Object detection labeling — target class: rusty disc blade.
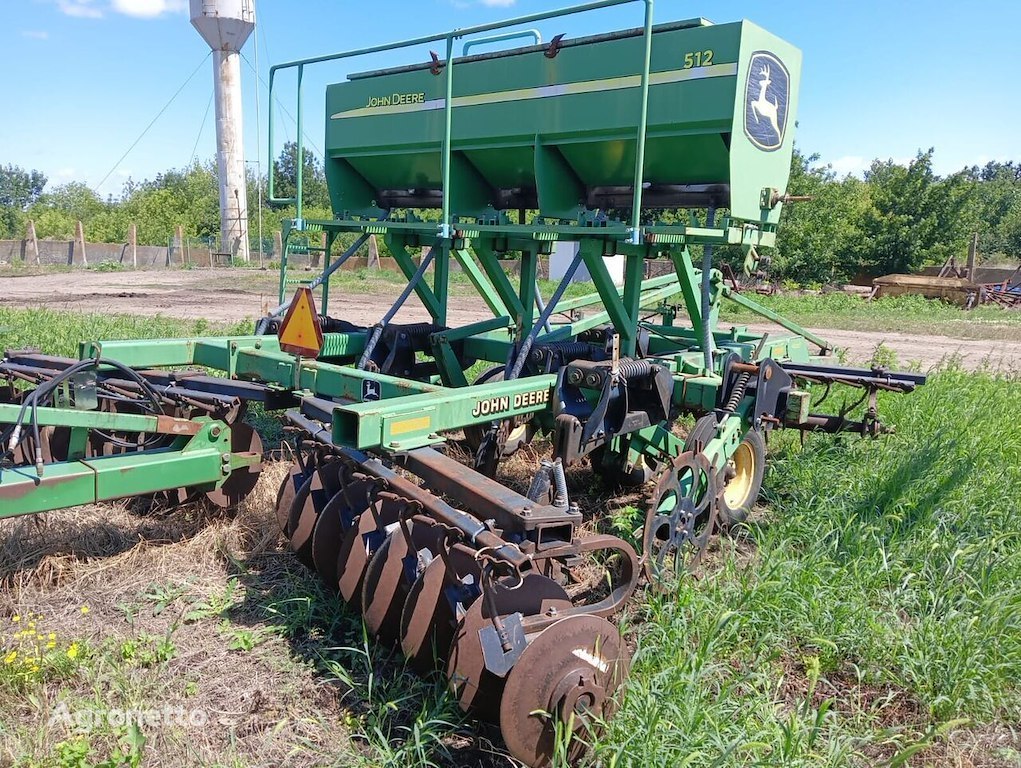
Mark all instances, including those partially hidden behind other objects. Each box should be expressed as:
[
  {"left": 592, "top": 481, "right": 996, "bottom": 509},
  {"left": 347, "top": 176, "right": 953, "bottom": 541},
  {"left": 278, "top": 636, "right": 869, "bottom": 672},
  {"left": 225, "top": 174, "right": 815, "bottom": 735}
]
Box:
[
  {"left": 499, "top": 615, "right": 629, "bottom": 768},
  {"left": 275, "top": 462, "right": 308, "bottom": 535},
  {"left": 447, "top": 573, "right": 572, "bottom": 724},
  {"left": 311, "top": 488, "right": 353, "bottom": 587},
  {"left": 41, "top": 426, "right": 70, "bottom": 463},
  {"left": 205, "top": 421, "right": 264, "bottom": 508},
  {"left": 312, "top": 475, "right": 374, "bottom": 581},
  {"left": 400, "top": 545, "right": 482, "bottom": 673},
  {"left": 156, "top": 486, "right": 202, "bottom": 509},
  {"left": 289, "top": 461, "right": 341, "bottom": 569},
  {"left": 327, "top": 476, "right": 376, "bottom": 594},
  {"left": 361, "top": 519, "right": 444, "bottom": 645},
  {"left": 151, "top": 408, "right": 197, "bottom": 508},
  {"left": 336, "top": 494, "right": 401, "bottom": 609},
  {"left": 286, "top": 470, "right": 317, "bottom": 539}
]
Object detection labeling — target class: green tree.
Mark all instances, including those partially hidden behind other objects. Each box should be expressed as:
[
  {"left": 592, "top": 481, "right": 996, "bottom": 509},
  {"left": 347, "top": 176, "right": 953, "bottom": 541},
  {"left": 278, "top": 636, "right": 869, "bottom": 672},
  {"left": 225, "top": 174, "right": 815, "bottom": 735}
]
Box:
[
  {"left": 271, "top": 141, "right": 330, "bottom": 211},
  {"left": 856, "top": 150, "right": 978, "bottom": 275},
  {"left": 29, "top": 182, "right": 107, "bottom": 239},
  {"left": 121, "top": 162, "right": 219, "bottom": 245},
  {"left": 966, "top": 161, "right": 1021, "bottom": 258},
  {"left": 0, "top": 164, "right": 47, "bottom": 238},
  {"left": 772, "top": 149, "right": 872, "bottom": 284}
]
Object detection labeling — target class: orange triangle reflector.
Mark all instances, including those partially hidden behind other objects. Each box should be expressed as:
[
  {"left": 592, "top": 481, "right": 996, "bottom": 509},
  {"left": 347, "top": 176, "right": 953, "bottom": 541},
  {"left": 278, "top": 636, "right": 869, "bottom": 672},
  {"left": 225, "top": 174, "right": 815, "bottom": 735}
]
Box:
[{"left": 277, "top": 287, "right": 324, "bottom": 358}]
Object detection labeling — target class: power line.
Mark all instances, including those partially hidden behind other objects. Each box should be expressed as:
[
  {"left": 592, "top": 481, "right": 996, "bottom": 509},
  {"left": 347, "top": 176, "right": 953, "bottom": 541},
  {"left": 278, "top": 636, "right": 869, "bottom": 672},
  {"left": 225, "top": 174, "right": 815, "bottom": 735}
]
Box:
[
  {"left": 190, "top": 89, "right": 215, "bottom": 163},
  {"left": 93, "top": 52, "right": 212, "bottom": 193},
  {"left": 253, "top": 8, "right": 264, "bottom": 264},
  {"left": 239, "top": 50, "right": 325, "bottom": 160}
]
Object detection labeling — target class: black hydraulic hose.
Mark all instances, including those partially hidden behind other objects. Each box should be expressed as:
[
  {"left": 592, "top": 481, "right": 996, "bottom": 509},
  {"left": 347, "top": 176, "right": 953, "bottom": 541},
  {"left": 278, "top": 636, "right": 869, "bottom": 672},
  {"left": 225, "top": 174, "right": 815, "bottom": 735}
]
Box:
[
  {"left": 533, "top": 280, "right": 553, "bottom": 334},
  {"left": 7, "top": 358, "right": 93, "bottom": 449},
  {"left": 4, "top": 357, "right": 167, "bottom": 469},
  {"left": 357, "top": 245, "right": 437, "bottom": 370},
  {"left": 507, "top": 249, "right": 583, "bottom": 381},
  {"left": 701, "top": 206, "right": 716, "bottom": 375},
  {"left": 5, "top": 357, "right": 93, "bottom": 471}
]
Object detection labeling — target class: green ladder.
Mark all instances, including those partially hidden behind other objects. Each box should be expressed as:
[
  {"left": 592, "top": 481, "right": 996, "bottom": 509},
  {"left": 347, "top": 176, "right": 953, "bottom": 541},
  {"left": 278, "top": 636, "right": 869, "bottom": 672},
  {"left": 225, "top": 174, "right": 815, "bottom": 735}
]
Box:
[{"left": 277, "top": 223, "right": 332, "bottom": 310}]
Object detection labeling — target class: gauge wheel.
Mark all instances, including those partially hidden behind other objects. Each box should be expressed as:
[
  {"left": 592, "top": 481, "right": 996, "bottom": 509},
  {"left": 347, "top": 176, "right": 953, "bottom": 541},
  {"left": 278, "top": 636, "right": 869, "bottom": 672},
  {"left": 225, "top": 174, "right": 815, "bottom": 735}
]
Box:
[{"left": 717, "top": 429, "right": 765, "bottom": 526}]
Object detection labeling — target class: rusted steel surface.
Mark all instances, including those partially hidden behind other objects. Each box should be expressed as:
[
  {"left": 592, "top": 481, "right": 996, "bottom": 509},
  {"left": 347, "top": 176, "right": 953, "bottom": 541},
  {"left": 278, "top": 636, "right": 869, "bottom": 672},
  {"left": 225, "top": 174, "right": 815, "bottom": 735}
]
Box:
[
  {"left": 872, "top": 273, "right": 977, "bottom": 306},
  {"left": 399, "top": 447, "right": 581, "bottom": 539}
]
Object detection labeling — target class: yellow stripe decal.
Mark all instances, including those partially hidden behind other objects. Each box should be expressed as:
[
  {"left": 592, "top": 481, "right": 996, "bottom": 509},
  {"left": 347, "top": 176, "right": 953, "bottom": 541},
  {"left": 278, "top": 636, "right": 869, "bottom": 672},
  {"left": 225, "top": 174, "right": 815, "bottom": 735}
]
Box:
[
  {"left": 331, "top": 62, "right": 738, "bottom": 120},
  {"left": 388, "top": 415, "right": 431, "bottom": 436}
]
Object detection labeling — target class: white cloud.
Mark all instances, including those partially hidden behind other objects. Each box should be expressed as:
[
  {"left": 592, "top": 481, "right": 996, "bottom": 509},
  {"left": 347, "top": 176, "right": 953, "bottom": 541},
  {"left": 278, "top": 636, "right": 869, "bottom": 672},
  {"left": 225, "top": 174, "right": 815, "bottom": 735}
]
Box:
[
  {"left": 57, "top": 0, "right": 103, "bottom": 18},
  {"left": 110, "top": 0, "right": 187, "bottom": 18},
  {"left": 20, "top": 30, "right": 50, "bottom": 39},
  {"left": 479, "top": 0, "right": 517, "bottom": 6},
  {"left": 54, "top": 0, "right": 186, "bottom": 19}
]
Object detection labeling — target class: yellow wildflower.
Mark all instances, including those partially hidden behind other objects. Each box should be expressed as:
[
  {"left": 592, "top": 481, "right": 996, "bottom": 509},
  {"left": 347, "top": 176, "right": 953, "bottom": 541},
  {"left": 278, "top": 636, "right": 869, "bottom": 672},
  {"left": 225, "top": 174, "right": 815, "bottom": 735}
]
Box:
[
  {"left": 66, "top": 644, "right": 79, "bottom": 660},
  {"left": 11, "top": 616, "right": 19, "bottom": 623},
  {"left": 80, "top": 607, "right": 90, "bottom": 615},
  {"left": 46, "top": 641, "right": 56, "bottom": 649},
  {"left": 48, "top": 633, "right": 56, "bottom": 641},
  {"left": 3, "top": 651, "right": 16, "bottom": 665}
]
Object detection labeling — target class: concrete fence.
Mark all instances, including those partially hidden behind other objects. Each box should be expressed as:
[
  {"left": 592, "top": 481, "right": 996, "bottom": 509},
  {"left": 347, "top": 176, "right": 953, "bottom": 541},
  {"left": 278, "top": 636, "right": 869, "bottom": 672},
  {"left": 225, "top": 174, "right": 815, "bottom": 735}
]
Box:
[{"left": 0, "top": 237, "right": 215, "bottom": 268}]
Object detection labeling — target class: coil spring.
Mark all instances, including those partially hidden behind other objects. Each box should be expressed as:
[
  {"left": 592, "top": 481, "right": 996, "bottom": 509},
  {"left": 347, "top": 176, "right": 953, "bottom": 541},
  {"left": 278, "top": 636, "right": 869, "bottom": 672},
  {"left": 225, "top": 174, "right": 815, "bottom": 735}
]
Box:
[
  {"left": 724, "top": 371, "right": 752, "bottom": 412},
  {"left": 526, "top": 458, "right": 570, "bottom": 508},
  {"left": 616, "top": 358, "right": 655, "bottom": 379},
  {"left": 551, "top": 457, "right": 569, "bottom": 508},
  {"left": 530, "top": 341, "right": 592, "bottom": 361},
  {"left": 390, "top": 322, "right": 438, "bottom": 338}
]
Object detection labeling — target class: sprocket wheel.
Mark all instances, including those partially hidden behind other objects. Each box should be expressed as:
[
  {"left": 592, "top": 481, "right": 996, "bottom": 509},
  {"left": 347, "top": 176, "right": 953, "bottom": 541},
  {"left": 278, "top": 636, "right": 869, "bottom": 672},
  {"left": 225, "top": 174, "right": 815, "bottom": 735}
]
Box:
[{"left": 641, "top": 450, "right": 719, "bottom": 588}]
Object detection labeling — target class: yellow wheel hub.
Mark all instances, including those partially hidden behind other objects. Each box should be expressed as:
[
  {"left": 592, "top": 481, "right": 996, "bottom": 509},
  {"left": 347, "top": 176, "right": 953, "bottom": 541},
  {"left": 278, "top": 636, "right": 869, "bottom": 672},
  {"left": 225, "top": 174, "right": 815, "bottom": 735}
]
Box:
[{"left": 723, "top": 441, "right": 756, "bottom": 509}]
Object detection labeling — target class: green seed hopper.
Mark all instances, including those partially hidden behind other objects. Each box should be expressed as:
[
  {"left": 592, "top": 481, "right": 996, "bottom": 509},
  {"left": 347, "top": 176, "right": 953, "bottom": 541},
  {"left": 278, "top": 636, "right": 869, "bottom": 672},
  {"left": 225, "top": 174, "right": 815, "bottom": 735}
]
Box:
[
  {"left": 326, "top": 18, "right": 800, "bottom": 227},
  {"left": 2, "top": 3, "right": 923, "bottom": 766}
]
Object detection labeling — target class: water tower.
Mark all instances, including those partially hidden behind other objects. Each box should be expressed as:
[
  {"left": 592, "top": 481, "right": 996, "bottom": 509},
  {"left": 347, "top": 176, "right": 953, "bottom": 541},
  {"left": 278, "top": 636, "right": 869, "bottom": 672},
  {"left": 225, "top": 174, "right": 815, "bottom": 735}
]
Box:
[{"left": 190, "top": 0, "right": 255, "bottom": 262}]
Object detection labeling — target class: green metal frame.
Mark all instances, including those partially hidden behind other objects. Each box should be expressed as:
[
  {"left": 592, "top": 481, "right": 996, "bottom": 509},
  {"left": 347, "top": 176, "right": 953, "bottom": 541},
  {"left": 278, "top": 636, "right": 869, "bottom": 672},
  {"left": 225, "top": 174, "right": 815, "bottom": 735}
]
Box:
[{"left": 0, "top": 408, "right": 258, "bottom": 518}]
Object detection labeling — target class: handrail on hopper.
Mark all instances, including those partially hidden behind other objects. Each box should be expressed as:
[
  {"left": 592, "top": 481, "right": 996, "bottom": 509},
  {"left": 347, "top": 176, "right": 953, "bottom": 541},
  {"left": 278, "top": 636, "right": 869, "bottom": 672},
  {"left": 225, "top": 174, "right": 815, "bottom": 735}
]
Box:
[
  {"left": 267, "top": 0, "right": 654, "bottom": 244},
  {"left": 462, "top": 29, "right": 543, "bottom": 56}
]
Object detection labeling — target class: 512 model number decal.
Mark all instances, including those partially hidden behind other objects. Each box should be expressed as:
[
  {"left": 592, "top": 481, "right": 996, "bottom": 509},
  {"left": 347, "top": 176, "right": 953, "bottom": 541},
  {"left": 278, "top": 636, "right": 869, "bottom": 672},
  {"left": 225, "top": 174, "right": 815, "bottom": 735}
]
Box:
[{"left": 683, "top": 50, "right": 714, "bottom": 69}]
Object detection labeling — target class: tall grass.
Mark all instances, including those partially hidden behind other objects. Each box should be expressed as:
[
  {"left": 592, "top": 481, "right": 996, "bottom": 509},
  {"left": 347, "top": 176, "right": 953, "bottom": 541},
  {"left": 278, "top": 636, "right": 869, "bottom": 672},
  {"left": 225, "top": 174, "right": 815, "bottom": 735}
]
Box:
[
  {"left": 0, "top": 308, "right": 252, "bottom": 359},
  {"left": 594, "top": 368, "right": 1021, "bottom": 766},
  {"left": 720, "top": 292, "right": 1021, "bottom": 338}
]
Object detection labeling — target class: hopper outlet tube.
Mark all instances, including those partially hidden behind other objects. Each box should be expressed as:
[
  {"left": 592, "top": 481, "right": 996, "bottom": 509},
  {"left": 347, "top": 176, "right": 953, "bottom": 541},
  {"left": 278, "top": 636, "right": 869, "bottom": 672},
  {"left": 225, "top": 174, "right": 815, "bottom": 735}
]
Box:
[
  {"left": 213, "top": 48, "right": 250, "bottom": 262},
  {"left": 701, "top": 206, "right": 716, "bottom": 374}
]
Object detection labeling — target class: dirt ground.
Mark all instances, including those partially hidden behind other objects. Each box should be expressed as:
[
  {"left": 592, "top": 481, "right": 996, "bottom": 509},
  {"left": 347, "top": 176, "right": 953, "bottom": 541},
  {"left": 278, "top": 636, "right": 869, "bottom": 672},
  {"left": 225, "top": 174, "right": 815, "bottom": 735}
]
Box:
[{"left": 2, "top": 268, "right": 1019, "bottom": 370}]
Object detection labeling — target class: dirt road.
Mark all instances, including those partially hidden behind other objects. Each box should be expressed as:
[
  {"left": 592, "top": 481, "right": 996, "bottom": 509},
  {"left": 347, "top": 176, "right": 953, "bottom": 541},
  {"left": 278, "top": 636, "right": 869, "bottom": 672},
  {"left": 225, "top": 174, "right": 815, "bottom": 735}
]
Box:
[{"left": 2, "top": 269, "right": 1018, "bottom": 371}]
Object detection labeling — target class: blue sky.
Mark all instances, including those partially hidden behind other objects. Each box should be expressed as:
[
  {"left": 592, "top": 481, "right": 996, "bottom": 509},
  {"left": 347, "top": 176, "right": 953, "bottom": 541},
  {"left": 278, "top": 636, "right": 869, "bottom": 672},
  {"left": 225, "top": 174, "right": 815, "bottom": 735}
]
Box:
[{"left": 2, "top": 0, "right": 1019, "bottom": 198}]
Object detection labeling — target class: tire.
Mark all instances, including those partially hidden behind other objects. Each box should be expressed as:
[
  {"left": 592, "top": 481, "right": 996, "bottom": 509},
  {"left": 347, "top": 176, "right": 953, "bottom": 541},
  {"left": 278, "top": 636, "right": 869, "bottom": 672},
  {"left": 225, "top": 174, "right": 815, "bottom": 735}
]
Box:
[
  {"left": 716, "top": 429, "right": 765, "bottom": 526},
  {"left": 683, "top": 416, "right": 766, "bottom": 528}
]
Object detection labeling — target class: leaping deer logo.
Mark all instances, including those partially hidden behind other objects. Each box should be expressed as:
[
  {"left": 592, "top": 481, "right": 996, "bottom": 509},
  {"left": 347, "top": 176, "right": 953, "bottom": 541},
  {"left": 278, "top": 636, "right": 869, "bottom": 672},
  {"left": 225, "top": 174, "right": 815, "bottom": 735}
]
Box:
[
  {"left": 744, "top": 52, "right": 789, "bottom": 151},
  {"left": 750, "top": 64, "right": 781, "bottom": 138}
]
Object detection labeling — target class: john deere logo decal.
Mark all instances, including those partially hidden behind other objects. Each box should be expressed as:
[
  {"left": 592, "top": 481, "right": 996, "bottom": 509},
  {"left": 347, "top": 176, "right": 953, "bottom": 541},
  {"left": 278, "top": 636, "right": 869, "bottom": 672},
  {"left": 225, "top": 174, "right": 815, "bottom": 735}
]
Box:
[{"left": 744, "top": 51, "right": 789, "bottom": 151}]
